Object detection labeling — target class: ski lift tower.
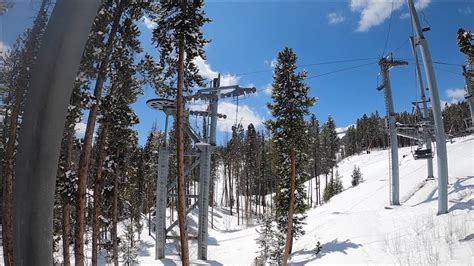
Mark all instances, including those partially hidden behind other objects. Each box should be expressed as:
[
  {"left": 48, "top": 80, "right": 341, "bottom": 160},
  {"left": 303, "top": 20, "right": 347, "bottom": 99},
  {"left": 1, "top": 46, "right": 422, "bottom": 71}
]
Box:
[
  {"left": 187, "top": 76, "right": 256, "bottom": 259},
  {"left": 148, "top": 75, "right": 256, "bottom": 261},
  {"left": 462, "top": 62, "right": 474, "bottom": 131},
  {"left": 377, "top": 54, "right": 408, "bottom": 206},
  {"left": 407, "top": 0, "right": 449, "bottom": 214}
]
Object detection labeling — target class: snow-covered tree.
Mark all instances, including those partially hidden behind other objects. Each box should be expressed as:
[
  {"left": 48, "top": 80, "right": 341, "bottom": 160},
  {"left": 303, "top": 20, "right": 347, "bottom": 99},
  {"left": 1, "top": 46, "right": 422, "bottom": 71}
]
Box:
[
  {"left": 307, "top": 114, "right": 321, "bottom": 206},
  {"left": 255, "top": 211, "right": 276, "bottom": 264},
  {"left": 323, "top": 170, "right": 343, "bottom": 202},
  {"left": 351, "top": 165, "right": 363, "bottom": 187},
  {"left": 150, "top": 2, "right": 210, "bottom": 262},
  {"left": 320, "top": 115, "right": 339, "bottom": 185},
  {"left": 266, "top": 47, "right": 316, "bottom": 264}
]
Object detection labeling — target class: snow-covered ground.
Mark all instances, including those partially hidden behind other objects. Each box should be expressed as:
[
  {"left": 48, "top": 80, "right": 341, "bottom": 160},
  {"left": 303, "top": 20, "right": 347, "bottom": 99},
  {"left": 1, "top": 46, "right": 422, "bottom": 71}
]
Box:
[
  {"left": 135, "top": 135, "right": 474, "bottom": 265},
  {"left": 2, "top": 136, "right": 473, "bottom": 265}
]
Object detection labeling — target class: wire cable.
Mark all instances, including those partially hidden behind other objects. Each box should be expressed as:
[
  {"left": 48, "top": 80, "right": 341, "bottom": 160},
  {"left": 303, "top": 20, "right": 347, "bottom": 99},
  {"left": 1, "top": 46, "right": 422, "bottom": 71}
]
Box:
[
  {"left": 233, "top": 57, "right": 378, "bottom": 77},
  {"left": 382, "top": 0, "right": 395, "bottom": 56},
  {"left": 306, "top": 61, "right": 378, "bottom": 80}
]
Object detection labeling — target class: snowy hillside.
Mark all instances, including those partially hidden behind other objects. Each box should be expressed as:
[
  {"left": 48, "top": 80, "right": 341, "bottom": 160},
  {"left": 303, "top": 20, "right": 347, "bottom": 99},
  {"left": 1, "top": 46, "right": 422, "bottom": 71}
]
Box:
[
  {"left": 5, "top": 136, "right": 471, "bottom": 265},
  {"left": 129, "top": 135, "right": 474, "bottom": 265}
]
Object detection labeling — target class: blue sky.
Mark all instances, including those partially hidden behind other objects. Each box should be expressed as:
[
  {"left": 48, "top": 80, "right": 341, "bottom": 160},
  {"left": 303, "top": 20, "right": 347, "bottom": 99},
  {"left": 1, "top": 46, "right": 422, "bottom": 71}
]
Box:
[{"left": 1, "top": 0, "right": 473, "bottom": 145}]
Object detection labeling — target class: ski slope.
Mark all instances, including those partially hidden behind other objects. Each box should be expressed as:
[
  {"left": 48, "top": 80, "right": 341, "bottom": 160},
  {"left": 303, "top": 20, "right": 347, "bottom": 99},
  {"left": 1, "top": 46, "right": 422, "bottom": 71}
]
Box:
[
  {"left": 133, "top": 135, "right": 473, "bottom": 265},
  {"left": 3, "top": 136, "right": 472, "bottom": 265}
]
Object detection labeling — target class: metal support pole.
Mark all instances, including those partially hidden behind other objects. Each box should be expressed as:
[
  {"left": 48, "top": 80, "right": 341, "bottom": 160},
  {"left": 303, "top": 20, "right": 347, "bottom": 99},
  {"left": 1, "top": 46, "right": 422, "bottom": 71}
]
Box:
[
  {"left": 12, "top": 1, "right": 100, "bottom": 265},
  {"left": 155, "top": 145, "right": 169, "bottom": 259},
  {"left": 378, "top": 59, "right": 401, "bottom": 205},
  {"left": 209, "top": 75, "right": 220, "bottom": 146},
  {"left": 463, "top": 64, "right": 474, "bottom": 125},
  {"left": 410, "top": 36, "right": 434, "bottom": 179},
  {"left": 197, "top": 143, "right": 212, "bottom": 260},
  {"left": 408, "top": 0, "right": 449, "bottom": 214}
]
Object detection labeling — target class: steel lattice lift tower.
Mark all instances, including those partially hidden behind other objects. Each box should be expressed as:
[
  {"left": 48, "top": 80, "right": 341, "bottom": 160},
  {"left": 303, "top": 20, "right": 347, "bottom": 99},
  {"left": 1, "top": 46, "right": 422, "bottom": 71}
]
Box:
[{"left": 147, "top": 76, "right": 255, "bottom": 260}]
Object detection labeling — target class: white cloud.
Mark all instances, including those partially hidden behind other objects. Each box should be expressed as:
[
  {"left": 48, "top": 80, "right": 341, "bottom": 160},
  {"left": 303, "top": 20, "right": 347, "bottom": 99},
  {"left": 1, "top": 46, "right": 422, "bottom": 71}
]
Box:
[
  {"left": 446, "top": 88, "right": 465, "bottom": 102},
  {"left": 0, "top": 41, "right": 9, "bottom": 56},
  {"left": 263, "top": 83, "right": 273, "bottom": 95},
  {"left": 265, "top": 58, "right": 277, "bottom": 68},
  {"left": 189, "top": 101, "right": 263, "bottom": 133},
  {"left": 141, "top": 16, "right": 157, "bottom": 30},
  {"left": 193, "top": 56, "right": 240, "bottom": 86},
  {"left": 75, "top": 122, "right": 87, "bottom": 136},
  {"left": 415, "top": 0, "right": 431, "bottom": 10},
  {"left": 270, "top": 59, "right": 277, "bottom": 68},
  {"left": 458, "top": 6, "right": 472, "bottom": 15},
  {"left": 327, "top": 12, "right": 346, "bottom": 25},
  {"left": 399, "top": 12, "right": 410, "bottom": 19},
  {"left": 351, "top": 0, "right": 431, "bottom": 32}
]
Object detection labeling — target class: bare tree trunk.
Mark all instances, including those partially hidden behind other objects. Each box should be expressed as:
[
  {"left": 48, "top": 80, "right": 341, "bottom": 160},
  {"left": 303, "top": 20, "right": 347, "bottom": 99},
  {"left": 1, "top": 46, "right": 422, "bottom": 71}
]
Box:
[
  {"left": 112, "top": 170, "right": 119, "bottom": 266},
  {"left": 283, "top": 149, "right": 296, "bottom": 266},
  {"left": 211, "top": 182, "right": 214, "bottom": 229},
  {"left": 62, "top": 201, "right": 71, "bottom": 266},
  {"left": 2, "top": 92, "right": 20, "bottom": 266},
  {"left": 74, "top": 4, "right": 123, "bottom": 265},
  {"left": 236, "top": 171, "right": 240, "bottom": 225},
  {"left": 175, "top": 25, "right": 190, "bottom": 265},
  {"left": 61, "top": 124, "right": 75, "bottom": 266},
  {"left": 222, "top": 163, "right": 228, "bottom": 206},
  {"left": 91, "top": 122, "right": 110, "bottom": 266},
  {"left": 228, "top": 162, "right": 233, "bottom": 215}
]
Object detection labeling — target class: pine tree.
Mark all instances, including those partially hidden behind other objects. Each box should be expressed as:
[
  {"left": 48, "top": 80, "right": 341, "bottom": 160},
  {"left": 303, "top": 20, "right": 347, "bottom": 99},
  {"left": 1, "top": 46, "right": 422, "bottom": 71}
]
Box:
[
  {"left": 320, "top": 115, "right": 339, "bottom": 185},
  {"left": 151, "top": 1, "right": 210, "bottom": 262},
  {"left": 229, "top": 123, "right": 244, "bottom": 224},
  {"left": 351, "top": 165, "right": 363, "bottom": 187},
  {"left": 55, "top": 83, "right": 89, "bottom": 266},
  {"left": 89, "top": 1, "right": 148, "bottom": 263},
  {"left": 323, "top": 170, "right": 343, "bottom": 202},
  {"left": 307, "top": 114, "right": 321, "bottom": 206},
  {"left": 0, "top": 0, "right": 13, "bottom": 15},
  {"left": 255, "top": 211, "right": 275, "bottom": 264},
  {"left": 74, "top": 1, "right": 130, "bottom": 263},
  {"left": 141, "top": 127, "right": 163, "bottom": 235},
  {"left": 244, "top": 123, "right": 258, "bottom": 222},
  {"left": 267, "top": 47, "right": 316, "bottom": 264}
]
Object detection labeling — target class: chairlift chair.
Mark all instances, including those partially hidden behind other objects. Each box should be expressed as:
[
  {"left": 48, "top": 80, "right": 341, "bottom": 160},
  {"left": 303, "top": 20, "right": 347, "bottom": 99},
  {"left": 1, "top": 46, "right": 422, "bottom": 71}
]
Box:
[{"left": 413, "top": 147, "right": 433, "bottom": 160}]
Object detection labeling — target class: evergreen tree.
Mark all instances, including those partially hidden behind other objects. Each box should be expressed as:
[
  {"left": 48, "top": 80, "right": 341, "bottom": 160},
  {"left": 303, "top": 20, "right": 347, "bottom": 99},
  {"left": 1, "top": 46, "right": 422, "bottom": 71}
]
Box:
[
  {"left": 351, "top": 165, "right": 363, "bottom": 187},
  {"left": 267, "top": 47, "right": 316, "bottom": 264},
  {"left": 151, "top": 2, "right": 210, "bottom": 263},
  {"left": 244, "top": 123, "right": 258, "bottom": 222},
  {"left": 344, "top": 125, "right": 358, "bottom": 156},
  {"left": 86, "top": 1, "right": 148, "bottom": 263},
  {"left": 74, "top": 1, "right": 133, "bottom": 263},
  {"left": 141, "top": 127, "right": 163, "bottom": 234},
  {"left": 320, "top": 115, "right": 339, "bottom": 183},
  {"left": 323, "top": 170, "right": 343, "bottom": 202},
  {"left": 255, "top": 211, "right": 276, "bottom": 264},
  {"left": 307, "top": 114, "right": 321, "bottom": 206}
]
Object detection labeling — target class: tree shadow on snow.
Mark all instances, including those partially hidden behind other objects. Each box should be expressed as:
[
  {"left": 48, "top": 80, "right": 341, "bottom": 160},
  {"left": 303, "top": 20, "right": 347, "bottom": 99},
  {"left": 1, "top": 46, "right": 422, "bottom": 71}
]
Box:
[
  {"left": 290, "top": 238, "right": 362, "bottom": 264},
  {"left": 411, "top": 176, "right": 474, "bottom": 207},
  {"left": 137, "top": 240, "right": 154, "bottom": 256}
]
